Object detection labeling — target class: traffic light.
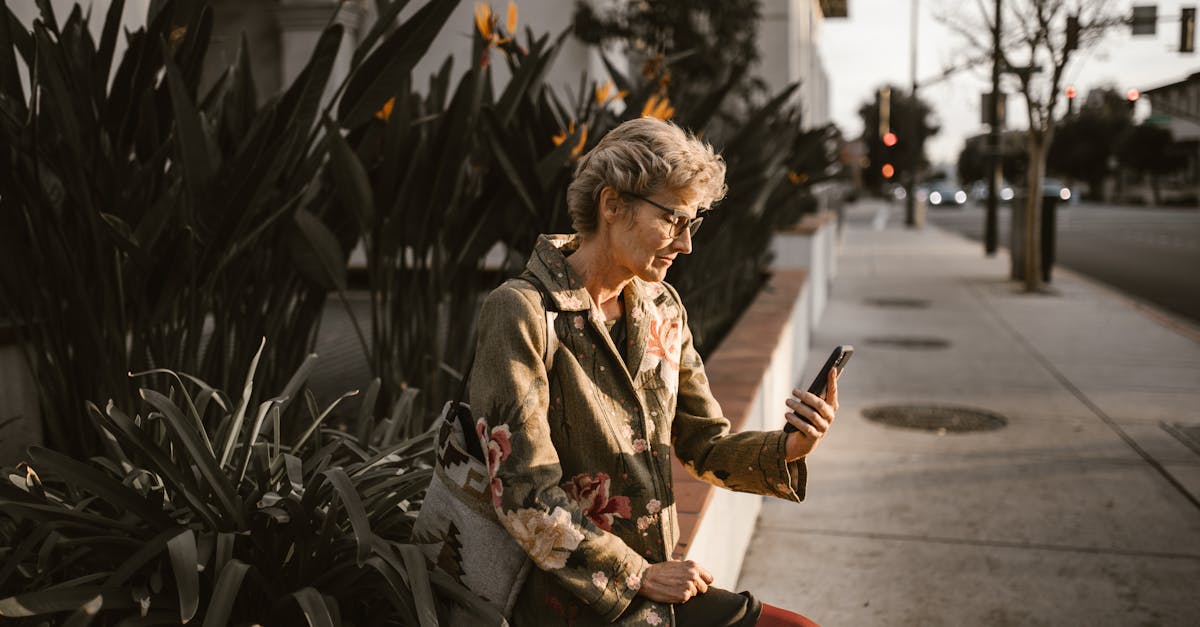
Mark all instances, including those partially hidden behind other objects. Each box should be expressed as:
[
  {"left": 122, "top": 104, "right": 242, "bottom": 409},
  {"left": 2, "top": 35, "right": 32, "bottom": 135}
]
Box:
[
  {"left": 1065, "top": 86, "right": 1076, "bottom": 116},
  {"left": 877, "top": 87, "right": 892, "bottom": 137},
  {"left": 882, "top": 132, "right": 898, "bottom": 147},
  {"left": 1182, "top": 7, "right": 1196, "bottom": 53},
  {"left": 1126, "top": 88, "right": 1140, "bottom": 112},
  {"left": 1066, "top": 15, "right": 1080, "bottom": 51},
  {"left": 881, "top": 163, "right": 895, "bottom": 179}
]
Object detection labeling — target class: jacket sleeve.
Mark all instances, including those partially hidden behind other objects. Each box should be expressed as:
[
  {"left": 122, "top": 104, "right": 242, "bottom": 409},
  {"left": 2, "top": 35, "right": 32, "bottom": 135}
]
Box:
[
  {"left": 665, "top": 283, "right": 806, "bottom": 502},
  {"left": 470, "top": 284, "right": 648, "bottom": 622}
]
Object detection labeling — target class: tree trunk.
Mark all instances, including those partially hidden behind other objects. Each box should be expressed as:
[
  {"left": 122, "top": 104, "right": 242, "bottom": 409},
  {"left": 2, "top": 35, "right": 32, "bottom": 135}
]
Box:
[{"left": 1023, "top": 132, "right": 1047, "bottom": 292}]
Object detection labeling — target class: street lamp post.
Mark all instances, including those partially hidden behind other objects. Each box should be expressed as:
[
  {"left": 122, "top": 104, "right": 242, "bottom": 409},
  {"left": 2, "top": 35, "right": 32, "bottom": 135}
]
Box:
[
  {"left": 985, "top": 0, "right": 1002, "bottom": 255},
  {"left": 905, "top": 0, "right": 920, "bottom": 227}
]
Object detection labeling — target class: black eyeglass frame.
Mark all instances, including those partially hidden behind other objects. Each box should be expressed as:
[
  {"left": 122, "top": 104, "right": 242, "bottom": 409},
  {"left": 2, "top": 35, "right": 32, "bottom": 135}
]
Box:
[{"left": 622, "top": 192, "right": 708, "bottom": 238}]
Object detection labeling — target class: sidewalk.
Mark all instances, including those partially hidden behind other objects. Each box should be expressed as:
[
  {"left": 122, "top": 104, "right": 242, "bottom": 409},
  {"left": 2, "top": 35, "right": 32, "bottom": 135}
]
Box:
[{"left": 737, "top": 200, "right": 1200, "bottom": 625}]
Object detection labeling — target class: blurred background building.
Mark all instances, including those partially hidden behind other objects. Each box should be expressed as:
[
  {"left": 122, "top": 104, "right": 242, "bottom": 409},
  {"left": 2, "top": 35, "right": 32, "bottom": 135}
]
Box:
[{"left": 15, "top": 0, "right": 845, "bottom": 131}]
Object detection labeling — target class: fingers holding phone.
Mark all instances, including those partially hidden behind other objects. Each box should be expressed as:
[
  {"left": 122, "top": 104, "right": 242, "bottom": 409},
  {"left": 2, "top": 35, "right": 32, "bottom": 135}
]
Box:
[{"left": 783, "top": 346, "right": 851, "bottom": 460}]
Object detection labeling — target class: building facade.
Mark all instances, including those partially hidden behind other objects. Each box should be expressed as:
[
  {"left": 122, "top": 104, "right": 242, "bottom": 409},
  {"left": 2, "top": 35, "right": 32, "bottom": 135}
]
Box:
[
  {"left": 1141, "top": 72, "right": 1200, "bottom": 204},
  {"left": 20, "top": 0, "right": 843, "bottom": 132}
]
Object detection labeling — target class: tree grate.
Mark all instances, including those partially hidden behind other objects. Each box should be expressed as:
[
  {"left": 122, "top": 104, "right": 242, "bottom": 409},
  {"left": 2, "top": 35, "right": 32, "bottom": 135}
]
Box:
[
  {"left": 864, "top": 297, "right": 931, "bottom": 309},
  {"left": 863, "top": 336, "right": 951, "bottom": 350},
  {"left": 863, "top": 404, "right": 1008, "bottom": 433}
]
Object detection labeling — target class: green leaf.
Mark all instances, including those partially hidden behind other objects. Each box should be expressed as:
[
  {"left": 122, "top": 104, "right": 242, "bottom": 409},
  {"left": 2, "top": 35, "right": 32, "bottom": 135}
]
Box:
[
  {"left": 354, "top": 378, "right": 381, "bottom": 443},
  {"left": 323, "top": 468, "right": 373, "bottom": 565},
  {"left": 291, "top": 587, "right": 335, "bottom": 627},
  {"left": 61, "top": 594, "right": 103, "bottom": 627},
  {"left": 166, "top": 529, "right": 199, "bottom": 624},
  {"left": 324, "top": 118, "right": 376, "bottom": 228},
  {"left": 106, "top": 526, "right": 187, "bottom": 587},
  {"left": 100, "top": 402, "right": 222, "bottom": 530},
  {"left": 201, "top": 559, "right": 249, "bottom": 627},
  {"left": 0, "top": 4, "right": 27, "bottom": 115},
  {"left": 219, "top": 336, "right": 265, "bottom": 468},
  {"left": 163, "top": 42, "right": 214, "bottom": 194},
  {"left": 290, "top": 207, "right": 348, "bottom": 291},
  {"left": 396, "top": 543, "right": 438, "bottom": 627},
  {"left": 338, "top": 0, "right": 462, "bottom": 128},
  {"left": 352, "top": 0, "right": 413, "bottom": 67},
  {"left": 275, "top": 23, "right": 344, "bottom": 139},
  {"left": 140, "top": 388, "right": 241, "bottom": 525},
  {"left": 0, "top": 586, "right": 132, "bottom": 617},
  {"left": 93, "top": 0, "right": 126, "bottom": 96},
  {"left": 26, "top": 447, "right": 170, "bottom": 526}
]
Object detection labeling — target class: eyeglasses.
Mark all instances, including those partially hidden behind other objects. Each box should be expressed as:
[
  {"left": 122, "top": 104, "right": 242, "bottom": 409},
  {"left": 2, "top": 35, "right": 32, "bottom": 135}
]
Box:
[{"left": 623, "top": 193, "right": 707, "bottom": 238}]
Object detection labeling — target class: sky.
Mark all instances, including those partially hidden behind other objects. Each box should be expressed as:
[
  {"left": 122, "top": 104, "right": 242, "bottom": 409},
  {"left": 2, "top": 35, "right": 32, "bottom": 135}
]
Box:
[{"left": 819, "top": 0, "right": 1200, "bottom": 168}]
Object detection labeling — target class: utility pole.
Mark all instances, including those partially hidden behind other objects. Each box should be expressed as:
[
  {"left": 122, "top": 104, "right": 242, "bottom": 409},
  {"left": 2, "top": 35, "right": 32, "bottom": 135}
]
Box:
[
  {"left": 905, "top": 0, "right": 920, "bottom": 227},
  {"left": 985, "top": 0, "right": 1001, "bottom": 255}
]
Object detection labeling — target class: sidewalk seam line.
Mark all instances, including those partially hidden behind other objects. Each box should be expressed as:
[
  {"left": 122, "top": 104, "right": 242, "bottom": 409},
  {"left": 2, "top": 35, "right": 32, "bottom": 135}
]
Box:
[
  {"left": 756, "top": 526, "right": 1200, "bottom": 562},
  {"left": 966, "top": 282, "right": 1200, "bottom": 514}
]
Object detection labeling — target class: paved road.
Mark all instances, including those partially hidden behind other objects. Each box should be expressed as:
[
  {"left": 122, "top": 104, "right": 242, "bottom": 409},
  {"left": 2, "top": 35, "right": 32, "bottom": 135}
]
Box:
[{"left": 917, "top": 201, "right": 1200, "bottom": 326}]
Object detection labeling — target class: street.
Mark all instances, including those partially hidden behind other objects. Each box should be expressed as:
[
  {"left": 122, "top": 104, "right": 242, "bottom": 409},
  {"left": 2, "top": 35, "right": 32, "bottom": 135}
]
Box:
[{"left": 918, "top": 201, "right": 1200, "bottom": 326}]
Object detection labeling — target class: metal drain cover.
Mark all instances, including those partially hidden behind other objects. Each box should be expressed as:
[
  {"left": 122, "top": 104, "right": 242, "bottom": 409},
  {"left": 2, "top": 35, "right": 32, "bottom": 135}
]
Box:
[
  {"left": 863, "top": 336, "right": 951, "bottom": 350},
  {"left": 865, "top": 297, "right": 931, "bottom": 309},
  {"left": 863, "top": 404, "right": 1007, "bottom": 433}
]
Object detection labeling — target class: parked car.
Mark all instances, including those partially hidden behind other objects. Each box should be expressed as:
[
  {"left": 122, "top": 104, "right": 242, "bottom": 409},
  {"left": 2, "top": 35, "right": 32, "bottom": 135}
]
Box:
[
  {"left": 968, "top": 179, "right": 1015, "bottom": 203},
  {"left": 919, "top": 179, "right": 968, "bottom": 207}
]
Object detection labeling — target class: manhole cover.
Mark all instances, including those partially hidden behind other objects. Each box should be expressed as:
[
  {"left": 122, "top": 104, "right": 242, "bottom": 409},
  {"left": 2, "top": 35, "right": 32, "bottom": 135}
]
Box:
[
  {"left": 865, "top": 297, "right": 931, "bottom": 309},
  {"left": 863, "top": 404, "right": 1007, "bottom": 433},
  {"left": 863, "top": 336, "right": 951, "bottom": 350}
]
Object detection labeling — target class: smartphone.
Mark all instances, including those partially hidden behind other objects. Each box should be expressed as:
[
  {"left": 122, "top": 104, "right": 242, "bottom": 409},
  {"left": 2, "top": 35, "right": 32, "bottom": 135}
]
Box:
[{"left": 785, "top": 345, "right": 853, "bottom": 433}]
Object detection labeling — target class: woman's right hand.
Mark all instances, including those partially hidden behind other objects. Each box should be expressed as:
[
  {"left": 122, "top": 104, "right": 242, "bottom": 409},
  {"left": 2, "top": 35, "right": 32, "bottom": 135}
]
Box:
[{"left": 636, "top": 560, "right": 714, "bottom": 603}]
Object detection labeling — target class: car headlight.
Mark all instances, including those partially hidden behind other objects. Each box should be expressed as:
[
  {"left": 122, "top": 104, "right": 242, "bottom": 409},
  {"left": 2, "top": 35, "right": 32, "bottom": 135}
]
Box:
[
  {"left": 1059, "top": 188, "right": 1071, "bottom": 201},
  {"left": 954, "top": 190, "right": 967, "bottom": 204},
  {"left": 930, "top": 191, "right": 942, "bottom": 204},
  {"left": 1000, "top": 187, "right": 1014, "bottom": 201}
]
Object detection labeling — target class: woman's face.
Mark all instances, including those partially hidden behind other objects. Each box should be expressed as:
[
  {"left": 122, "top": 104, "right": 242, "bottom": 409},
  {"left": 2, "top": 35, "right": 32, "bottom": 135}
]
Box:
[{"left": 609, "top": 189, "right": 700, "bottom": 283}]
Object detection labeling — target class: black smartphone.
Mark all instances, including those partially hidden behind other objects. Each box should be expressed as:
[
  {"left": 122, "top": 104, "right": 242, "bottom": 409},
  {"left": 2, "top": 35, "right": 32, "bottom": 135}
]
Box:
[{"left": 785, "top": 345, "right": 853, "bottom": 433}]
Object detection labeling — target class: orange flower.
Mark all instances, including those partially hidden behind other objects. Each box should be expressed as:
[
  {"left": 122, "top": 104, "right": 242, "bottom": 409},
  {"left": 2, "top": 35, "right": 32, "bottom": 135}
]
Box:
[
  {"left": 475, "top": 1, "right": 516, "bottom": 47},
  {"left": 169, "top": 26, "right": 187, "bottom": 46},
  {"left": 506, "top": 0, "right": 518, "bottom": 34},
  {"left": 572, "top": 123, "right": 588, "bottom": 156},
  {"left": 594, "top": 80, "right": 627, "bottom": 107},
  {"left": 375, "top": 97, "right": 395, "bottom": 121},
  {"left": 552, "top": 120, "right": 588, "bottom": 156},
  {"left": 551, "top": 120, "right": 575, "bottom": 146},
  {"left": 641, "top": 94, "right": 675, "bottom": 120}
]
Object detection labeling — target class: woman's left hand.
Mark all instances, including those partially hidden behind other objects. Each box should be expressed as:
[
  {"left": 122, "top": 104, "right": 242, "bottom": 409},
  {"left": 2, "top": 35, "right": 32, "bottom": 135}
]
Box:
[{"left": 783, "top": 367, "right": 839, "bottom": 461}]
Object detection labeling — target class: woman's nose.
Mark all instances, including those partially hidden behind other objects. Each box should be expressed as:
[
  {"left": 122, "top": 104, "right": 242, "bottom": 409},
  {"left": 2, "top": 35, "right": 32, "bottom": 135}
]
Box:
[{"left": 673, "top": 226, "right": 693, "bottom": 254}]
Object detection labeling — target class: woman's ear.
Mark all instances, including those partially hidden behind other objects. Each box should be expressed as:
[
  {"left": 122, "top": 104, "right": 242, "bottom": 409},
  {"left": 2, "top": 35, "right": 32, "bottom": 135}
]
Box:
[{"left": 597, "top": 186, "right": 622, "bottom": 224}]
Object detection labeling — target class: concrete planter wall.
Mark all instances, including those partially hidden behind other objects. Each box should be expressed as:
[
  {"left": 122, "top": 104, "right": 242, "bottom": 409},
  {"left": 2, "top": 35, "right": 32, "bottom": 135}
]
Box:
[
  {"left": 770, "top": 210, "right": 838, "bottom": 331},
  {"left": 670, "top": 211, "right": 839, "bottom": 589}
]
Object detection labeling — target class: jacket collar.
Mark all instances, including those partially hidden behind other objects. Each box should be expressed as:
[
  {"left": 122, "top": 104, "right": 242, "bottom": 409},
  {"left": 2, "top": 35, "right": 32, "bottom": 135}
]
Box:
[
  {"left": 526, "top": 234, "right": 593, "bottom": 312},
  {"left": 525, "top": 234, "right": 658, "bottom": 385}
]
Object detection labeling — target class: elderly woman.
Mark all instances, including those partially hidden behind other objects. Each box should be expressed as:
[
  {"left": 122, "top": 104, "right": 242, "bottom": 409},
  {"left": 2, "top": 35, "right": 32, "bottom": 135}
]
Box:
[{"left": 471, "top": 117, "right": 838, "bottom": 626}]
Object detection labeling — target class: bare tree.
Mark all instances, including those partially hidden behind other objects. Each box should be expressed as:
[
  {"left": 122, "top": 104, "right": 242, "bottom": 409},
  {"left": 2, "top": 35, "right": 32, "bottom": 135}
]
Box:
[{"left": 942, "top": 0, "right": 1123, "bottom": 291}]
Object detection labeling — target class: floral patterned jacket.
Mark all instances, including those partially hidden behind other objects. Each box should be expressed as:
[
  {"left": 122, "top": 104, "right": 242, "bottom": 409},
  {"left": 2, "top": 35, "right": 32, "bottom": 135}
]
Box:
[{"left": 471, "top": 234, "right": 805, "bottom": 626}]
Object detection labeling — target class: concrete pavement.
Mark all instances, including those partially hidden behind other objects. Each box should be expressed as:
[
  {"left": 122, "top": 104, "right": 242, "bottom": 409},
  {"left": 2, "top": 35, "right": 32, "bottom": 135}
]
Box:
[{"left": 737, "top": 199, "right": 1200, "bottom": 626}]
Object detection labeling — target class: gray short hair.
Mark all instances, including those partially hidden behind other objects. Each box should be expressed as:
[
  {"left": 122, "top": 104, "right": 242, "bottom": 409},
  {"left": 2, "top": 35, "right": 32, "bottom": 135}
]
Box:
[{"left": 566, "top": 117, "right": 727, "bottom": 235}]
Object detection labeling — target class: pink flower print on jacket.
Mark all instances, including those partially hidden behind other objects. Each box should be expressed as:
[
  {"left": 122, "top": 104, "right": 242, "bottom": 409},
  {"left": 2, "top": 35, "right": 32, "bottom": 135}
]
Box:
[
  {"left": 477, "top": 419, "right": 512, "bottom": 508},
  {"left": 640, "top": 302, "right": 683, "bottom": 395},
  {"left": 560, "top": 472, "right": 632, "bottom": 532}
]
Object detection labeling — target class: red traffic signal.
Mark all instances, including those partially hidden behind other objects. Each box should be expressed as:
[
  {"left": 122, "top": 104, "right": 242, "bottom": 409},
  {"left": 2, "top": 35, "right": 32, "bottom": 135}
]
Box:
[
  {"left": 1127, "top": 88, "right": 1140, "bottom": 102},
  {"left": 882, "top": 132, "right": 898, "bottom": 147},
  {"left": 1065, "top": 86, "right": 1076, "bottom": 99}
]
